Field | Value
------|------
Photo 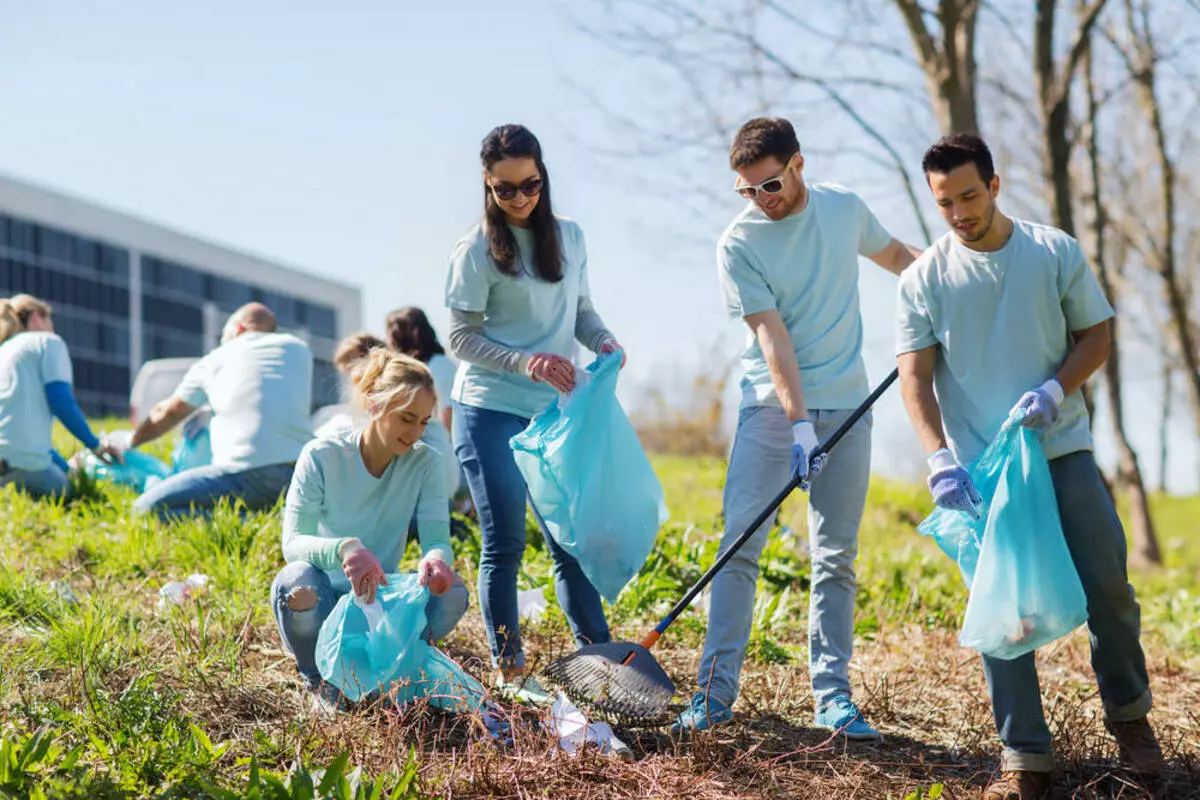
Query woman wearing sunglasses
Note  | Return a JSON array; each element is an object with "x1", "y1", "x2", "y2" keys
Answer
[{"x1": 444, "y1": 123, "x2": 623, "y2": 705}]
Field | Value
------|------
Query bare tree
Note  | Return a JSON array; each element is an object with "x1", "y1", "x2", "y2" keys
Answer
[
  {"x1": 892, "y1": 0, "x2": 981, "y2": 134},
  {"x1": 1106, "y1": 0, "x2": 1200, "y2": 447},
  {"x1": 1081, "y1": 22, "x2": 1160, "y2": 564}
]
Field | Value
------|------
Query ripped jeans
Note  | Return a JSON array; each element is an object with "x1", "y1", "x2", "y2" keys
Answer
[{"x1": 271, "y1": 561, "x2": 470, "y2": 687}]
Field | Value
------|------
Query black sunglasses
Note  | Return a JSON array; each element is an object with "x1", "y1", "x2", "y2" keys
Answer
[{"x1": 489, "y1": 176, "x2": 543, "y2": 202}]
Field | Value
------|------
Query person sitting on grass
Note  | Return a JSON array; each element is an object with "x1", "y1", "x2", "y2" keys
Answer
[
  {"x1": 0, "y1": 294, "x2": 122, "y2": 499},
  {"x1": 126, "y1": 302, "x2": 313, "y2": 519},
  {"x1": 896, "y1": 133, "x2": 1161, "y2": 799},
  {"x1": 271, "y1": 347, "x2": 468, "y2": 714}
]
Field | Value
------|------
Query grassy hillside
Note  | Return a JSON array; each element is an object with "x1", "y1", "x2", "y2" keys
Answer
[{"x1": 0, "y1": 426, "x2": 1196, "y2": 798}]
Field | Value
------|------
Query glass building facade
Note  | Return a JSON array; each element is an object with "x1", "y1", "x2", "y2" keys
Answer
[{"x1": 0, "y1": 209, "x2": 345, "y2": 417}]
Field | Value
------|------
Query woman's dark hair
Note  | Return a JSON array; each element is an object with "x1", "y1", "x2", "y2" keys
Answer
[
  {"x1": 385, "y1": 306, "x2": 445, "y2": 364},
  {"x1": 480, "y1": 124, "x2": 563, "y2": 282}
]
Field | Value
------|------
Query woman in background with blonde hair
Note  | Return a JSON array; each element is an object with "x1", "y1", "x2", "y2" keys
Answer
[
  {"x1": 0, "y1": 294, "x2": 121, "y2": 498},
  {"x1": 271, "y1": 347, "x2": 468, "y2": 711}
]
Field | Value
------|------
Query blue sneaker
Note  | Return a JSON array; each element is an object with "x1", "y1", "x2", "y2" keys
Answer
[
  {"x1": 670, "y1": 692, "x2": 733, "y2": 734},
  {"x1": 813, "y1": 695, "x2": 879, "y2": 740}
]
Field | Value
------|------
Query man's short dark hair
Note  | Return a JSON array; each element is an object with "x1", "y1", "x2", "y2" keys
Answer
[
  {"x1": 730, "y1": 117, "x2": 801, "y2": 169},
  {"x1": 922, "y1": 132, "x2": 996, "y2": 184}
]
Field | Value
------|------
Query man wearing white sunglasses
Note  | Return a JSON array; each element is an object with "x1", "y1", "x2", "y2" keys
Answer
[{"x1": 673, "y1": 117, "x2": 922, "y2": 738}]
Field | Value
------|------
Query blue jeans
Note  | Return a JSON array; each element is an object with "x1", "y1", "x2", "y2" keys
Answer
[
  {"x1": 0, "y1": 463, "x2": 69, "y2": 499},
  {"x1": 984, "y1": 450, "x2": 1152, "y2": 773},
  {"x1": 453, "y1": 402, "x2": 610, "y2": 669},
  {"x1": 271, "y1": 561, "x2": 470, "y2": 687},
  {"x1": 132, "y1": 462, "x2": 296, "y2": 520},
  {"x1": 697, "y1": 404, "x2": 872, "y2": 712}
]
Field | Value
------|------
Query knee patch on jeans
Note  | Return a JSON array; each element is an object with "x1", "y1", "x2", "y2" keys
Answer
[{"x1": 286, "y1": 587, "x2": 319, "y2": 612}]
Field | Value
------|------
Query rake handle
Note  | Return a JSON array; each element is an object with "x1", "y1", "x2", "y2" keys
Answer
[{"x1": 645, "y1": 367, "x2": 900, "y2": 645}]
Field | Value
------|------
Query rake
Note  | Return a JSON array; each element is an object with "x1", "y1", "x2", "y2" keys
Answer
[{"x1": 543, "y1": 367, "x2": 900, "y2": 726}]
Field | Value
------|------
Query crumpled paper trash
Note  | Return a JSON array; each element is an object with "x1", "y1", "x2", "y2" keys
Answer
[
  {"x1": 545, "y1": 692, "x2": 632, "y2": 761},
  {"x1": 517, "y1": 587, "x2": 547, "y2": 621},
  {"x1": 157, "y1": 573, "x2": 211, "y2": 608}
]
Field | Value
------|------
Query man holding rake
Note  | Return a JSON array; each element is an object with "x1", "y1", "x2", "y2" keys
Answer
[{"x1": 673, "y1": 117, "x2": 922, "y2": 737}]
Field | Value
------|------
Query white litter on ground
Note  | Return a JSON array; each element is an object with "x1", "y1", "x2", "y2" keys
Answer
[
  {"x1": 517, "y1": 587, "x2": 547, "y2": 621},
  {"x1": 545, "y1": 692, "x2": 632, "y2": 761},
  {"x1": 157, "y1": 573, "x2": 212, "y2": 608}
]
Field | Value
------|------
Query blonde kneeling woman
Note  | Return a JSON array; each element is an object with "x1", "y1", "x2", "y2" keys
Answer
[{"x1": 272, "y1": 348, "x2": 468, "y2": 710}]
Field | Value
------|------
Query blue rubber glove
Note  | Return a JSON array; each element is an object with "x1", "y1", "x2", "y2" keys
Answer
[
  {"x1": 1013, "y1": 379, "x2": 1064, "y2": 431},
  {"x1": 790, "y1": 420, "x2": 826, "y2": 490},
  {"x1": 927, "y1": 448, "x2": 983, "y2": 520}
]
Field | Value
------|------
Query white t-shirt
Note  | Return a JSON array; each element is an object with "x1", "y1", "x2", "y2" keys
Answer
[
  {"x1": 0, "y1": 332, "x2": 73, "y2": 471},
  {"x1": 174, "y1": 331, "x2": 314, "y2": 470},
  {"x1": 425, "y1": 353, "x2": 457, "y2": 418}
]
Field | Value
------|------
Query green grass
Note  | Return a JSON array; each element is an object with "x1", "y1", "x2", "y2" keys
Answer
[{"x1": 0, "y1": 422, "x2": 1196, "y2": 798}]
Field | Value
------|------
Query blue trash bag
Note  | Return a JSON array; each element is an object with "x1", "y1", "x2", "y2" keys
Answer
[
  {"x1": 509, "y1": 351, "x2": 669, "y2": 604},
  {"x1": 171, "y1": 414, "x2": 213, "y2": 473},
  {"x1": 82, "y1": 449, "x2": 173, "y2": 492},
  {"x1": 918, "y1": 410, "x2": 1088, "y2": 661},
  {"x1": 315, "y1": 574, "x2": 486, "y2": 711}
]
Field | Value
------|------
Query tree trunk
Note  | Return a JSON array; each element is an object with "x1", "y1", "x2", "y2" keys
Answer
[
  {"x1": 1158, "y1": 362, "x2": 1171, "y2": 494},
  {"x1": 1124, "y1": 6, "x2": 1200, "y2": 464},
  {"x1": 1081, "y1": 29, "x2": 1160, "y2": 565},
  {"x1": 893, "y1": 0, "x2": 981, "y2": 134}
]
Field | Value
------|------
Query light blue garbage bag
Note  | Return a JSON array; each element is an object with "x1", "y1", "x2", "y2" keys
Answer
[
  {"x1": 918, "y1": 409, "x2": 1088, "y2": 661},
  {"x1": 82, "y1": 450, "x2": 173, "y2": 492},
  {"x1": 315, "y1": 574, "x2": 486, "y2": 712},
  {"x1": 509, "y1": 351, "x2": 669, "y2": 604},
  {"x1": 171, "y1": 413, "x2": 213, "y2": 472}
]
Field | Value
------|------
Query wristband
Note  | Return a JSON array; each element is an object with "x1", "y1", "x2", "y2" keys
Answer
[
  {"x1": 927, "y1": 447, "x2": 958, "y2": 474},
  {"x1": 1040, "y1": 379, "x2": 1065, "y2": 406}
]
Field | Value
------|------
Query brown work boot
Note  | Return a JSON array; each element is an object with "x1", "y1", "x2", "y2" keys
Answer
[
  {"x1": 1105, "y1": 715, "x2": 1164, "y2": 776},
  {"x1": 982, "y1": 770, "x2": 1052, "y2": 800}
]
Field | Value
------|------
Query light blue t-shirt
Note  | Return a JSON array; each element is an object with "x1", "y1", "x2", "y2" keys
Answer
[
  {"x1": 896, "y1": 219, "x2": 1115, "y2": 464},
  {"x1": 444, "y1": 218, "x2": 589, "y2": 419},
  {"x1": 281, "y1": 429, "x2": 453, "y2": 593},
  {"x1": 174, "y1": 331, "x2": 314, "y2": 470},
  {"x1": 718, "y1": 183, "x2": 893, "y2": 410},
  {"x1": 0, "y1": 332, "x2": 73, "y2": 471}
]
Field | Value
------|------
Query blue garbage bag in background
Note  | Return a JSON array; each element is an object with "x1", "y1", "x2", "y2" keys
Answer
[
  {"x1": 171, "y1": 412, "x2": 213, "y2": 473},
  {"x1": 510, "y1": 351, "x2": 669, "y2": 604},
  {"x1": 82, "y1": 449, "x2": 172, "y2": 492},
  {"x1": 315, "y1": 574, "x2": 486, "y2": 711},
  {"x1": 918, "y1": 410, "x2": 1088, "y2": 661}
]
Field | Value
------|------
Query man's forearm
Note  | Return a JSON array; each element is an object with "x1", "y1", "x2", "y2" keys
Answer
[
  {"x1": 901, "y1": 378, "x2": 948, "y2": 455},
  {"x1": 759, "y1": 326, "x2": 808, "y2": 423},
  {"x1": 1054, "y1": 322, "x2": 1110, "y2": 396},
  {"x1": 130, "y1": 400, "x2": 191, "y2": 448}
]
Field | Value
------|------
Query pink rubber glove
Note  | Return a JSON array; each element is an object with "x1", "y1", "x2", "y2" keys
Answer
[
  {"x1": 341, "y1": 541, "x2": 388, "y2": 603},
  {"x1": 417, "y1": 556, "x2": 454, "y2": 596},
  {"x1": 526, "y1": 352, "x2": 576, "y2": 392},
  {"x1": 599, "y1": 338, "x2": 627, "y2": 369}
]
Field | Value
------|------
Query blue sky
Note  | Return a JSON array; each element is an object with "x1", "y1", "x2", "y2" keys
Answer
[{"x1": 2, "y1": 1, "x2": 1195, "y2": 492}]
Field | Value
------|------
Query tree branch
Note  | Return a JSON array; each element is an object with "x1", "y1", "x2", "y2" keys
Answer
[{"x1": 1052, "y1": 0, "x2": 1111, "y2": 107}]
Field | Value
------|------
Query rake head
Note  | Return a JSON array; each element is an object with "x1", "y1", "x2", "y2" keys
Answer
[{"x1": 543, "y1": 641, "x2": 676, "y2": 726}]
